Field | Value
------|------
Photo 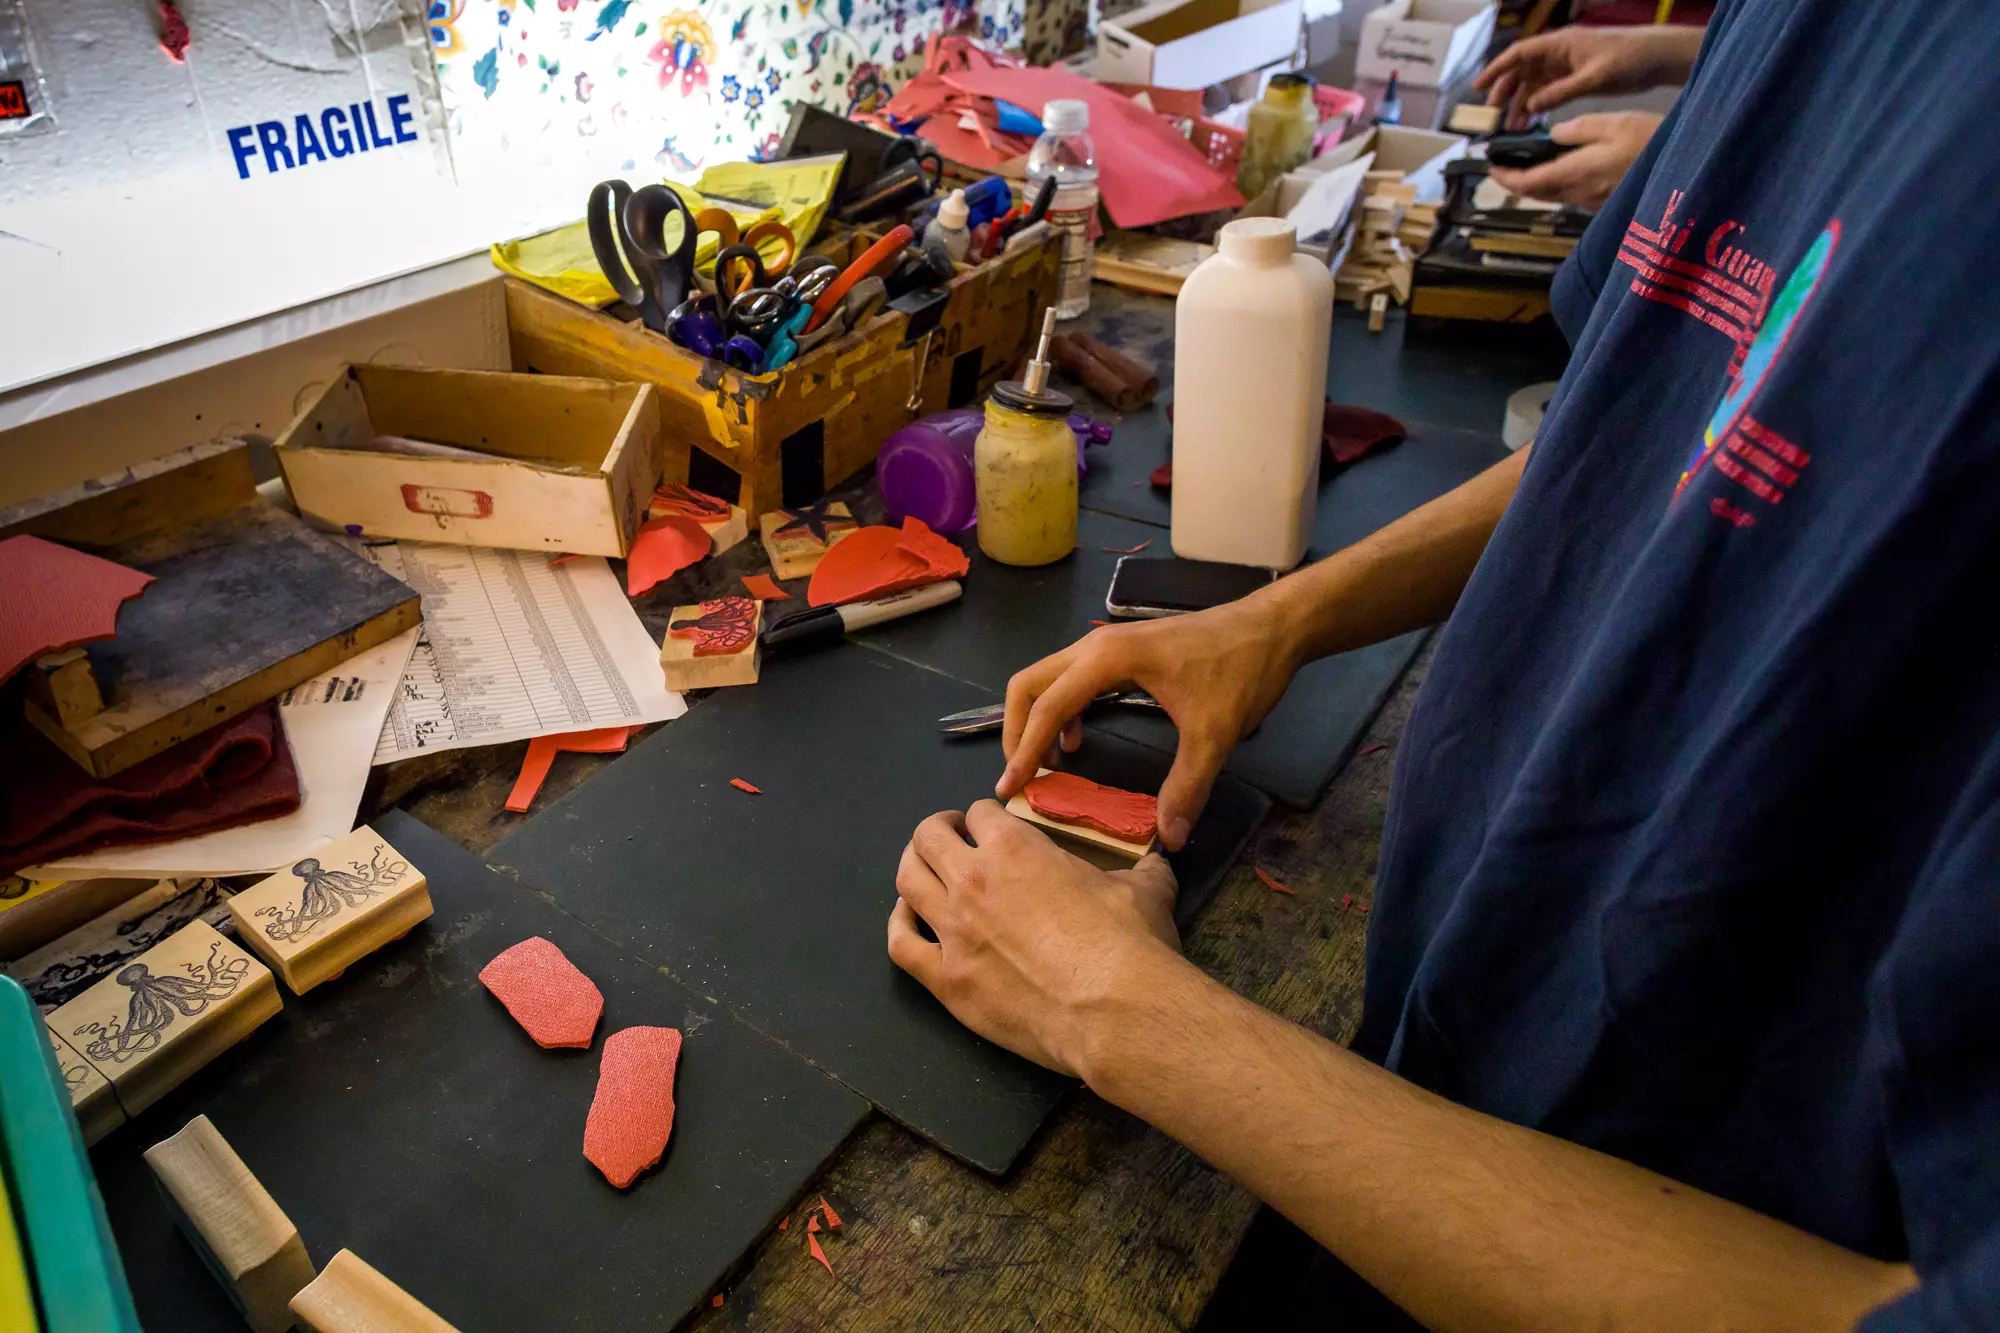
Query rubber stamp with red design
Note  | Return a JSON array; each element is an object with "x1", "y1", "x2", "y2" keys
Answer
[
  {"x1": 651, "y1": 483, "x2": 749, "y2": 554},
  {"x1": 659, "y1": 595, "x2": 762, "y2": 690},
  {"x1": 1006, "y1": 768, "x2": 1159, "y2": 863}
]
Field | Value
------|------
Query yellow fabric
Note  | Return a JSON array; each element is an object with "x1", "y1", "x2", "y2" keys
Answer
[{"x1": 488, "y1": 158, "x2": 844, "y2": 308}]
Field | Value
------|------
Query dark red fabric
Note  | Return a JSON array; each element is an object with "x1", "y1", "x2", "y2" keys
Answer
[
  {"x1": 1151, "y1": 400, "x2": 1408, "y2": 490},
  {"x1": 0, "y1": 702, "x2": 301, "y2": 875}
]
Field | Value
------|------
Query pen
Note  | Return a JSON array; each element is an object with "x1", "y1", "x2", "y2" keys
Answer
[{"x1": 762, "y1": 580, "x2": 963, "y2": 655}]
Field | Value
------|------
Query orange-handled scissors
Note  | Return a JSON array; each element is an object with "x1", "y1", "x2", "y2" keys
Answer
[
  {"x1": 805, "y1": 225, "x2": 913, "y2": 333},
  {"x1": 694, "y1": 208, "x2": 796, "y2": 282}
]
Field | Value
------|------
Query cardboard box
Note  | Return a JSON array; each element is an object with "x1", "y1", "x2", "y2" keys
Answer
[
  {"x1": 275, "y1": 366, "x2": 670, "y2": 558},
  {"x1": 1314, "y1": 123, "x2": 1466, "y2": 203},
  {"x1": 1096, "y1": 0, "x2": 1304, "y2": 90},
  {"x1": 1239, "y1": 156, "x2": 1370, "y2": 266},
  {"x1": 1354, "y1": 0, "x2": 1495, "y2": 89}
]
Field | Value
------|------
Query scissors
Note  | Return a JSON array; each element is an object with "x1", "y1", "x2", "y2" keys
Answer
[
  {"x1": 694, "y1": 207, "x2": 798, "y2": 284},
  {"x1": 937, "y1": 690, "x2": 1161, "y2": 736},
  {"x1": 588, "y1": 179, "x2": 697, "y2": 334}
]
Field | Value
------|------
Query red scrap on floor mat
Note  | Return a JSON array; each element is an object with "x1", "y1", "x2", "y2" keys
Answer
[
  {"x1": 742, "y1": 574, "x2": 791, "y2": 601},
  {"x1": 730, "y1": 778, "x2": 762, "y2": 794},
  {"x1": 506, "y1": 726, "x2": 636, "y2": 813},
  {"x1": 778, "y1": 1216, "x2": 789, "y2": 1230},
  {"x1": 0, "y1": 535, "x2": 154, "y2": 688},
  {"x1": 547, "y1": 552, "x2": 582, "y2": 567},
  {"x1": 479, "y1": 936, "x2": 605, "y2": 1049},
  {"x1": 1024, "y1": 772, "x2": 1157, "y2": 842},
  {"x1": 1088, "y1": 619, "x2": 1111, "y2": 628},
  {"x1": 818, "y1": 1197, "x2": 842, "y2": 1228},
  {"x1": 1356, "y1": 743, "x2": 1386, "y2": 756},
  {"x1": 806, "y1": 517, "x2": 968, "y2": 608},
  {"x1": 625, "y1": 515, "x2": 711, "y2": 596},
  {"x1": 1101, "y1": 540, "x2": 1152, "y2": 554},
  {"x1": 809, "y1": 1233, "x2": 834, "y2": 1275},
  {"x1": 1255, "y1": 866, "x2": 1296, "y2": 895},
  {"x1": 584, "y1": 1026, "x2": 684, "y2": 1188}
]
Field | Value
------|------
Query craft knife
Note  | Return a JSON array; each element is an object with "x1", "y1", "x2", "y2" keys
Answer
[{"x1": 937, "y1": 690, "x2": 1162, "y2": 736}]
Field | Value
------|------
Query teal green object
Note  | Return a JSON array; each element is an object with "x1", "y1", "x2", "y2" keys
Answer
[{"x1": 0, "y1": 975, "x2": 141, "y2": 1333}]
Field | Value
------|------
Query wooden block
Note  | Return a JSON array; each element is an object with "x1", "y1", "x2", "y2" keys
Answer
[
  {"x1": 1368, "y1": 292, "x2": 1390, "y2": 333},
  {"x1": 651, "y1": 484, "x2": 749, "y2": 554},
  {"x1": 23, "y1": 647, "x2": 105, "y2": 730},
  {"x1": 291, "y1": 1250, "x2": 461, "y2": 1333},
  {"x1": 1447, "y1": 102, "x2": 1502, "y2": 134},
  {"x1": 758, "y1": 502, "x2": 857, "y2": 580},
  {"x1": 659, "y1": 597, "x2": 763, "y2": 692},
  {"x1": 226, "y1": 825, "x2": 433, "y2": 996},
  {"x1": 0, "y1": 876, "x2": 160, "y2": 964},
  {"x1": 20, "y1": 503, "x2": 420, "y2": 779},
  {"x1": 1407, "y1": 285, "x2": 1553, "y2": 323},
  {"x1": 0, "y1": 440, "x2": 256, "y2": 549},
  {"x1": 44, "y1": 1021, "x2": 124, "y2": 1147},
  {"x1": 143, "y1": 1115, "x2": 316, "y2": 1333},
  {"x1": 48, "y1": 921, "x2": 281, "y2": 1118},
  {"x1": 1004, "y1": 769, "x2": 1157, "y2": 863}
]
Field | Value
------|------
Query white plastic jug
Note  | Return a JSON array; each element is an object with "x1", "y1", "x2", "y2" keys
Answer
[{"x1": 1170, "y1": 217, "x2": 1333, "y2": 570}]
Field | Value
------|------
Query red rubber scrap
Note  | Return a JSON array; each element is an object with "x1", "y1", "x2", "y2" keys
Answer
[
  {"x1": 479, "y1": 936, "x2": 604, "y2": 1049},
  {"x1": 584, "y1": 1026, "x2": 684, "y2": 1189}
]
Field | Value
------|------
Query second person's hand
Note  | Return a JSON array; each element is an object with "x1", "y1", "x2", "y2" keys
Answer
[{"x1": 996, "y1": 594, "x2": 1305, "y2": 851}]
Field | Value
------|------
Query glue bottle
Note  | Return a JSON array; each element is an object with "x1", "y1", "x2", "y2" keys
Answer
[
  {"x1": 925, "y1": 189, "x2": 972, "y2": 264},
  {"x1": 975, "y1": 308, "x2": 1077, "y2": 566},
  {"x1": 1170, "y1": 217, "x2": 1332, "y2": 570}
]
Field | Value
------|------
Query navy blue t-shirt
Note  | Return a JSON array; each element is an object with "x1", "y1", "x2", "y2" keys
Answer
[{"x1": 1359, "y1": 1, "x2": 2000, "y2": 1324}]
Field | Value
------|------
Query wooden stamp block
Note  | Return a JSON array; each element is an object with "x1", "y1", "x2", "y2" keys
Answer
[
  {"x1": 1005, "y1": 769, "x2": 1159, "y2": 863},
  {"x1": 23, "y1": 647, "x2": 105, "y2": 730},
  {"x1": 144, "y1": 1114, "x2": 316, "y2": 1333},
  {"x1": 651, "y1": 484, "x2": 749, "y2": 555},
  {"x1": 659, "y1": 596, "x2": 762, "y2": 691},
  {"x1": 49, "y1": 920, "x2": 281, "y2": 1118},
  {"x1": 291, "y1": 1249, "x2": 462, "y2": 1333},
  {"x1": 226, "y1": 825, "x2": 432, "y2": 996},
  {"x1": 44, "y1": 1021, "x2": 125, "y2": 1146},
  {"x1": 758, "y1": 501, "x2": 857, "y2": 579}
]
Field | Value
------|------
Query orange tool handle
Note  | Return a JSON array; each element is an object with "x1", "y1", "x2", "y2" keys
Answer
[{"x1": 806, "y1": 225, "x2": 913, "y2": 333}]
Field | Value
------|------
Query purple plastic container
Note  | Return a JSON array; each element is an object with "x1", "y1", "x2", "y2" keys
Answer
[{"x1": 878, "y1": 407, "x2": 1112, "y2": 533}]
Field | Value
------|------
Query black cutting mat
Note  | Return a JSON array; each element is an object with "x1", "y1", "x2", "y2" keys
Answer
[
  {"x1": 92, "y1": 812, "x2": 868, "y2": 1333},
  {"x1": 488, "y1": 646, "x2": 1267, "y2": 1174}
]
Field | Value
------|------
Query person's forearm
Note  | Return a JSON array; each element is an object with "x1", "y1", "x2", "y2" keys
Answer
[
  {"x1": 1252, "y1": 446, "x2": 1528, "y2": 665},
  {"x1": 1635, "y1": 23, "x2": 1706, "y2": 86},
  {"x1": 1070, "y1": 949, "x2": 1916, "y2": 1333}
]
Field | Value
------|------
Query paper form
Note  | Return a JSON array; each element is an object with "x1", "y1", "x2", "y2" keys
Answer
[{"x1": 359, "y1": 541, "x2": 685, "y2": 764}]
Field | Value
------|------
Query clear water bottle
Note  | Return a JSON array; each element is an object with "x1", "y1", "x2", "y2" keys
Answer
[{"x1": 1026, "y1": 98, "x2": 1100, "y2": 319}]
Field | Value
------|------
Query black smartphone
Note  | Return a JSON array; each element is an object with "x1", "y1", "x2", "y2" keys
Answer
[
  {"x1": 1105, "y1": 556, "x2": 1277, "y2": 619},
  {"x1": 1486, "y1": 132, "x2": 1578, "y2": 169}
]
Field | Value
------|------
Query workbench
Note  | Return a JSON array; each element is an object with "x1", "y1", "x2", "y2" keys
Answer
[{"x1": 50, "y1": 290, "x2": 1570, "y2": 1330}]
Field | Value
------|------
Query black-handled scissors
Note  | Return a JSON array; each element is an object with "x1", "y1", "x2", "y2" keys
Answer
[{"x1": 587, "y1": 179, "x2": 698, "y2": 333}]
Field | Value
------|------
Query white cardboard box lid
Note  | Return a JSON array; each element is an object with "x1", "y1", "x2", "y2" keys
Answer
[{"x1": 1097, "y1": 0, "x2": 1305, "y2": 91}]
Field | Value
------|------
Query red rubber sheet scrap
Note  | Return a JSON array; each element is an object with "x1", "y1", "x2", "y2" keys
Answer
[
  {"x1": 807, "y1": 1215, "x2": 822, "y2": 1234},
  {"x1": 742, "y1": 574, "x2": 791, "y2": 601},
  {"x1": 1254, "y1": 866, "x2": 1296, "y2": 895},
  {"x1": 1089, "y1": 619, "x2": 1112, "y2": 628},
  {"x1": 652, "y1": 483, "x2": 733, "y2": 522},
  {"x1": 778, "y1": 1216, "x2": 789, "y2": 1231},
  {"x1": 1356, "y1": 743, "x2": 1387, "y2": 756},
  {"x1": 809, "y1": 1233, "x2": 834, "y2": 1275},
  {"x1": 818, "y1": 1197, "x2": 842, "y2": 1228},
  {"x1": 0, "y1": 535, "x2": 154, "y2": 688},
  {"x1": 506, "y1": 725, "x2": 636, "y2": 813},
  {"x1": 625, "y1": 515, "x2": 711, "y2": 596},
  {"x1": 730, "y1": 778, "x2": 762, "y2": 794},
  {"x1": 711, "y1": 1295, "x2": 724, "y2": 1308},
  {"x1": 157, "y1": 0, "x2": 190, "y2": 61},
  {"x1": 1101, "y1": 540, "x2": 1152, "y2": 554},
  {"x1": 479, "y1": 936, "x2": 605, "y2": 1049},
  {"x1": 1024, "y1": 771, "x2": 1157, "y2": 842},
  {"x1": 547, "y1": 552, "x2": 583, "y2": 567},
  {"x1": 807, "y1": 517, "x2": 968, "y2": 608},
  {"x1": 584, "y1": 1025, "x2": 684, "y2": 1188}
]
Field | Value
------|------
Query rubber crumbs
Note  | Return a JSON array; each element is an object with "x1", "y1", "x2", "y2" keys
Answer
[
  {"x1": 730, "y1": 778, "x2": 762, "y2": 794},
  {"x1": 584, "y1": 1026, "x2": 684, "y2": 1188},
  {"x1": 1254, "y1": 866, "x2": 1296, "y2": 895}
]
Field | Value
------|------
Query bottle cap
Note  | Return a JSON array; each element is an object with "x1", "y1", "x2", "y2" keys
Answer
[
  {"x1": 1218, "y1": 216, "x2": 1297, "y2": 266},
  {"x1": 937, "y1": 188, "x2": 969, "y2": 230},
  {"x1": 1042, "y1": 99, "x2": 1089, "y2": 136},
  {"x1": 1267, "y1": 72, "x2": 1309, "y2": 101}
]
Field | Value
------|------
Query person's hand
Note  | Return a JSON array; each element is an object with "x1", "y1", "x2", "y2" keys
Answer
[
  {"x1": 996, "y1": 595, "x2": 1305, "y2": 851},
  {"x1": 1475, "y1": 26, "x2": 1692, "y2": 127},
  {"x1": 1487, "y1": 112, "x2": 1661, "y2": 211},
  {"x1": 887, "y1": 802, "x2": 1183, "y2": 1076}
]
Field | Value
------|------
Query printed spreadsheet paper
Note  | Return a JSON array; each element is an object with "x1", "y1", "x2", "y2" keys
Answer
[{"x1": 358, "y1": 541, "x2": 685, "y2": 764}]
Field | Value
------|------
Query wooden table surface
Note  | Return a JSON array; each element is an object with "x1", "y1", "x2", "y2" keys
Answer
[{"x1": 355, "y1": 288, "x2": 1567, "y2": 1330}]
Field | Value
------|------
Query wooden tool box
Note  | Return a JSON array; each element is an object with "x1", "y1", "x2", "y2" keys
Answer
[{"x1": 504, "y1": 228, "x2": 1059, "y2": 517}]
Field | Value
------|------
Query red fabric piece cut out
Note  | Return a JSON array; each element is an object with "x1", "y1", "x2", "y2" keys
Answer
[
  {"x1": 1101, "y1": 540, "x2": 1152, "y2": 554},
  {"x1": 668, "y1": 597, "x2": 759, "y2": 657},
  {"x1": 0, "y1": 535, "x2": 155, "y2": 688},
  {"x1": 652, "y1": 483, "x2": 733, "y2": 522},
  {"x1": 819, "y1": 1197, "x2": 842, "y2": 1228},
  {"x1": 730, "y1": 778, "x2": 762, "y2": 794},
  {"x1": 1023, "y1": 772, "x2": 1157, "y2": 842},
  {"x1": 479, "y1": 936, "x2": 605, "y2": 1049},
  {"x1": 625, "y1": 515, "x2": 712, "y2": 596},
  {"x1": 1254, "y1": 866, "x2": 1296, "y2": 895},
  {"x1": 505, "y1": 726, "x2": 636, "y2": 813},
  {"x1": 1324, "y1": 402, "x2": 1406, "y2": 465},
  {"x1": 584, "y1": 1025, "x2": 684, "y2": 1188},
  {"x1": 806, "y1": 518, "x2": 966, "y2": 608},
  {"x1": 808, "y1": 1234, "x2": 834, "y2": 1275},
  {"x1": 0, "y1": 703, "x2": 299, "y2": 877},
  {"x1": 742, "y1": 574, "x2": 791, "y2": 601}
]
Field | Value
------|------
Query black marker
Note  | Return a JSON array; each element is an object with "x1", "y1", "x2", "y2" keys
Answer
[{"x1": 762, "y1": 580, "x2": 963, "y2": 655}]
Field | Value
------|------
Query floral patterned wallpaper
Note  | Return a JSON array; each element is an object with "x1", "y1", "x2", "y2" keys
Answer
[{"x1": 430, "y1": 0, "x2": 1087, "y2": 184}]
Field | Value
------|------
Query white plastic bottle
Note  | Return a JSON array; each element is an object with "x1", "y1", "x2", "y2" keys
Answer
[
  {"x1": 1170, "y1": 217, "x2": 1333, "y2": 570},
  {"x1": 1026, "y1": 99, "x2": 1100, "y2": 319}
]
